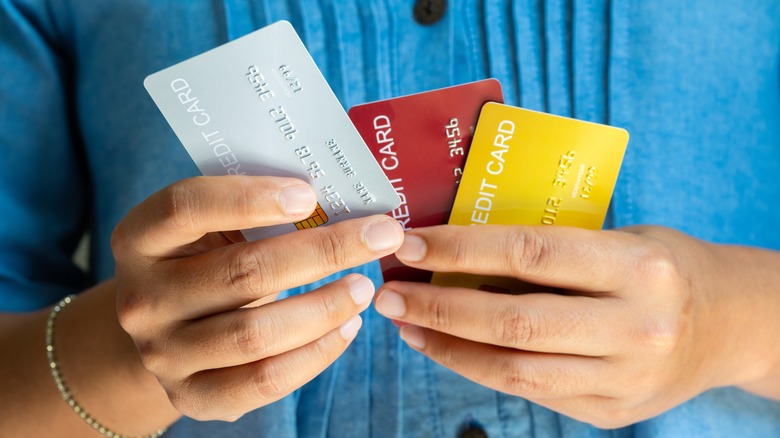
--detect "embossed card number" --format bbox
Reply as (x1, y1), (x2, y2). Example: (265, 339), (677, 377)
(144, 21), (400, 241)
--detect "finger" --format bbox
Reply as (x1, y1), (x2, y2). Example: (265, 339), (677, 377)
(525, 395), (625, 429)
(530, 394), (672, 430)
(375, 282), (622, 356)
(113, 176), (317, 259)
(172, 232), (235, 257)
(398, 325), (608, 399)
(154, 214), (403, 318)
(172, 316), (362, 421)
(159, 274), (374, 376)
(172, 230), (250, 259)
(395, 225), (639, 291)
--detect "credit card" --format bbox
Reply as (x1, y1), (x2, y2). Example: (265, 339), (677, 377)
(144, 21), (400, 240)
(431, 102), (629, 292)
(349, 79), (504, 282)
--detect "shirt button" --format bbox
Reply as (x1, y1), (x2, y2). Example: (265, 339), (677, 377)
(413, 0), (447, 25)
(458, 426), (488, 438)
(457, 418), (488, 438)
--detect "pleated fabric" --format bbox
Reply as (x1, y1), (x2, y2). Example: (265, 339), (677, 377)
(6, 0), (778, 435)
(162, 0), (780, 436)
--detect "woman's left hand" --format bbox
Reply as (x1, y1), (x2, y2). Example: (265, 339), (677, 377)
(374, 224), (780, 428)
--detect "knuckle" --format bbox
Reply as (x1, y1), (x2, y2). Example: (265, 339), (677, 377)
(160, 181), (200, 232)
(316, 292), (345, 324)
(110, 222), (131, 261)
(173, 377), (251, 421)
(433, 341), (458, 370)
(251, 362), (287, 400)
(636, 244), (682, 288)
(224, 246), (275, 295)
(308, 334), (339, 364)
(230, 315), (274, 359)
(166, 381), (205, 420)
(495, 306), (541, 347)
(632, 246), (689, 355)
(135, 339), (166, 374)
(314, 231), (350, 270)
(502, 359), (546, 396)
(505, 229), (554, 277)
(232, 180), (259, 217)
(424, 293), (452, 332)
(636, 317), (685, 355)
(449, 234), (473, 268)
(115, 291), (150, 335)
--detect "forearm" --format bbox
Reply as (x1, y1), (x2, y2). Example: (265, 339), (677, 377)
(0, 280), (180, 435)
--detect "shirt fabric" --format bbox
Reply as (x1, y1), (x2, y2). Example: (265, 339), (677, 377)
(1, 0), (779, 437)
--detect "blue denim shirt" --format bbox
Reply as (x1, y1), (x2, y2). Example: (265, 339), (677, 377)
(2, 1), (779, 436)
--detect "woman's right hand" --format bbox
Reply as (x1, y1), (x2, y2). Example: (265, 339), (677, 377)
(112, 175), (403, 421)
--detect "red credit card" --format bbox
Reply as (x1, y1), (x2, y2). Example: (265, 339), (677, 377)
(348, 79), (504, 282)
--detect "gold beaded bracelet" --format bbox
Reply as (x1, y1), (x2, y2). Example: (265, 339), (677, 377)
(46, 295), (167, 438)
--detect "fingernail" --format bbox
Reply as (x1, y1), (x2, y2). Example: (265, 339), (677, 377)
(364, 218), (403, 252)
(375, 289), (406, 317)
(347, 275), (375, 306)
(340, 315), (362, 340)
(395, 234), (426, 262)
(400, 325), (426, 349)
(280, 184), (316, 215)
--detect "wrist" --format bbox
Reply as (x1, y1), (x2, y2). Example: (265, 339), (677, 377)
(706, 244), (780, 398)
(55, 280), (180, 435)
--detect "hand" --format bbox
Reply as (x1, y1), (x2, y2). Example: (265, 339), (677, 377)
(374, 224), (780, 428)
(112, 176), (403, 421)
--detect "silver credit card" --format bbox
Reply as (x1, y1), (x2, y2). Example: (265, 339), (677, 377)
(144, 21), (400, 240)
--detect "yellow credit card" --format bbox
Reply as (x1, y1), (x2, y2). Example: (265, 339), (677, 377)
(431, 102), (629, 292)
